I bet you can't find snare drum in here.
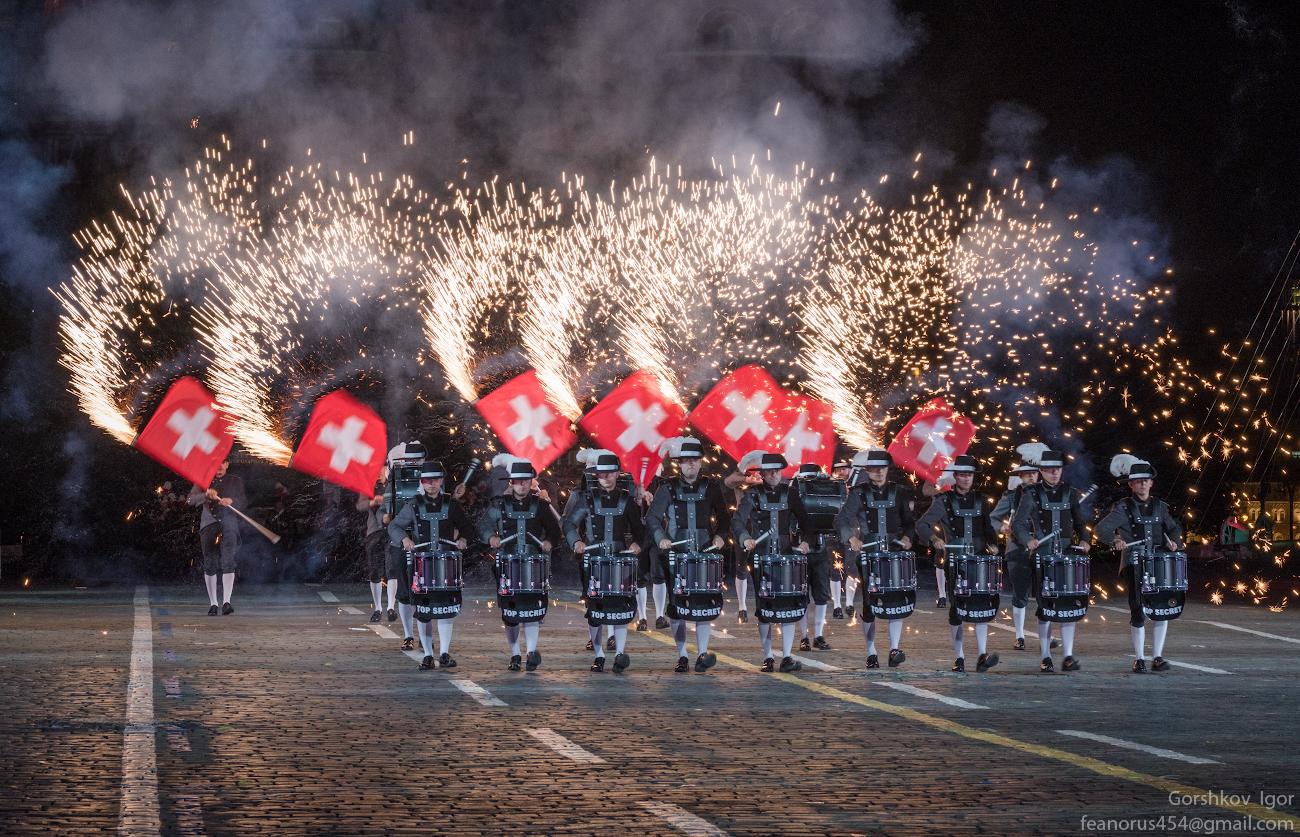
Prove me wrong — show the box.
[757,553,808,598]
[675,551,724,595]
[1140,551,1188,595]
[1040,550,1090,597]
[587,552,638,598]
[953,553,1002,597]
[498,548,549,596]
[409,549,462,594]
[862,551,917,593]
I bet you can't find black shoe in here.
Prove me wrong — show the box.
[655,616,670,629]
[832,607,844,619]
[591,657,605,672]
[387,608,397,623]
[526,650,541,671]
[419,655,435,670]
[1013,637,1026,651]
[402,637,414,651]
[1040,656,1054,672]
[738,609,749,624]
[695,652,717,672]
[369,610,382,623]
[221,602,233,615]
[779,656,802,673]
[845,605,856,619]
[438,653,456,669]
[1132,658,1147,673]
[585,639,594,651]
[1050,637,1060,650]
[799,637,811,652]
[813,636,831,651]
[605,635,617,651]
[1062,656,1080,672]
[636,618,648,632]
[952,657,965,673]
[936,597,947,609]
[888,649,906,668]
[613,653,630,673]
[866,654,879,669]
[674,656,689,673]
[207,605,219,616]
[508,655,522,671]
[976,653,999,673]
[760,657,775,673]
[1152,656,1170,672]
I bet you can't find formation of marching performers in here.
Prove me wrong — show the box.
[186,434,1189,677]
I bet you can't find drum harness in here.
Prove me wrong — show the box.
[666,479,713,577]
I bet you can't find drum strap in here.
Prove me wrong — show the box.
[1033,484,1071,554]
[502,498,539,556]
[669,479,708,546]
[584,491,628,549]
[415,494,451,544]
[1125,498,1164,565]
[944,492,979,547]
[756,486,790,554]
[864,484,897,537]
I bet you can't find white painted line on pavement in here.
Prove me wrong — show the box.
[791,655,839,671]
[366,624,400,641]
[990,621,1038,638]
[451,679,508,707]
[340,606,363,615]
[526,728,606,764]
[638,801,729,837]
[403,650,425,664]
[1057,729,1222,765]
[317,590,340,602]
[872,681,988,710]
[1197,621,1300,646]
[120,585,160,835]
[1123,655,1231,675]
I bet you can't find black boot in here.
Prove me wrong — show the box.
[438,653,456,669]
[1132,658,1147,673]
[221,602,233,615]
[1062,656,1081,672]
[1050,637,1060,650]
[369,610,382,623]
[951,657,965,673]
[402,636,415,651]
[585,639,594,651]
[1152,656,1170,672]
[695,652,717,672]
[866,654,880,669]
[759,657,775,673]
[674,656,689,673]
[799,636,811,652]
[888,648,906,667]
[738,609,749,624]
[655,616,670,629]
[591,657,605,672]
[419,655,435,670]
[976,653,999,673]
[508,654,522,671]
[606,635,617,651]
[813,636,831,651]
[526,650,542,671]
[636,618,648,632]
[845,605,855,619]
[207,605,219,616]
[779,656,802,673]
[387,608,397,622]
[936,597,947,609]
[613,653,631,674]
[1013,637,1026,651]
[832,607,844,619]
[1040,656,1054,673]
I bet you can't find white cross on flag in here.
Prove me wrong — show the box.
[773,395,837,476]
[292,389,388,497]
[687,365,792,464]
[579,371,686,487]
[133,376,234,490]
[887,398,977,484]
[475,369,577,472]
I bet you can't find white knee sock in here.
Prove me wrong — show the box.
[613,625,627,654]
[636,587,648,621]
[204,573,219,606]
[592,625,605,658]
[369,582,383,612]
[437,620,453,656]
[386,578,398,610]
[759,622,773,658]
[399,602,414,639]
[830,579,843,609]
[418,621,434,657]
[1131,625,1145,659]
[1152,621,1169,658]
[1061,622,1076,657]
[888,618,903,651]
[697,622,711,655]
[523,623,539,653]
[1039,621,1052,658]
[673,620,687,657]
[814,604,827,637]
[862,620,877,656]
[951,624,964,659]
[735,575,748,610]
[798,612,810,639]
[506,624,521,656]
[844,576,859,608]
[780,623,795,658]
[221,573,235,604]
[975,623,989,656]
[935,567,946,595]
[652,583,667,619]
[1013,606,1026,639]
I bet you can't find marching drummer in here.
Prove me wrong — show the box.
[563,450,644,674]
[1011,448,1092,673]
[647,437,730,673]
[828,457,856,620]
[990,444,1047,651]
[915,454,1001,673]
[732,451,812,674]
[1096,455,1185,673]
[479,457,562,672]
[792,462,841,652]
[835,449,916,669]
[388,461,475,671]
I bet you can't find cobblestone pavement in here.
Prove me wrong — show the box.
[2,583,1298,835]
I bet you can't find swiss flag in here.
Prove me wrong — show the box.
[134,376,234,490]
[687,365,788,463]
[579,371,686,487]
[291,389,388,497]
[773,395,837,476]
[887,398,976,484]
[475,369,577,472]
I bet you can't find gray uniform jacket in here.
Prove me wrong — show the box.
[187,474,246,530]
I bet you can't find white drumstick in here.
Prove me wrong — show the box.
[227,505,281,544]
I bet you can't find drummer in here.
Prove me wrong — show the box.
[387,461,475,671]
[563,450,644,674]
[732,451,812,674]
[828,458,856,620]
[647,437,730,673]
[835,449,916,668]
[1095,455,1185,673]
[1011,448,1092,673]
[915,455,1001,673]
[990,444,1047,651]
[479,456,562,672]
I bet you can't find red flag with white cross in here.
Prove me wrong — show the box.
[887,398,976,484]
[579,371,686,487]
[686,364,790,464]
[133,376,234,490]
[475,369,577,472]
[291,389,388,497]
[773,394,837,476]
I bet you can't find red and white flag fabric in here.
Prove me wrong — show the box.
[579,371,686,487]
[291,390,388,497]
[773,394,837,476]
[887,398,976,484]
[133,376,234,490]
[687,365,788,463]
[475,369,577,472]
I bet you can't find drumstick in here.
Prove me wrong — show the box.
[668,538,695,548]
[439,538,462,549]
[499,533,519,545]
[1122,538,1148,549]
[226,504,281,544]
[1036,530,1059,547]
